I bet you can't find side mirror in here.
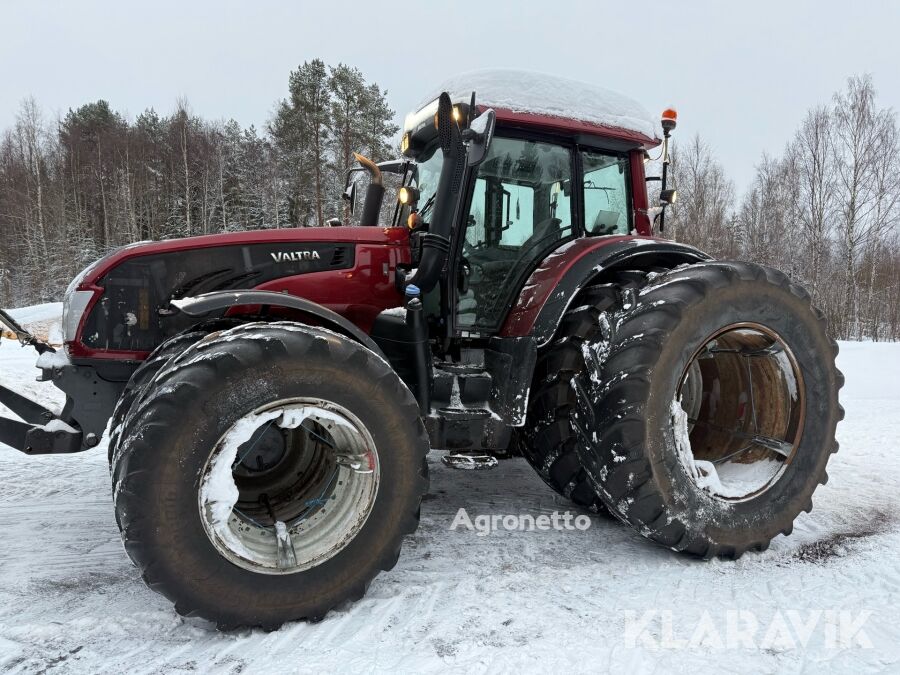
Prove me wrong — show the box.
[464,109,496,167]
[659,188,677,205]
[342,179,357,215]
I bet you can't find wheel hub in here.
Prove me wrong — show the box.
[674,323,805,502]
[232,423,288,475]
[198,399,380,574]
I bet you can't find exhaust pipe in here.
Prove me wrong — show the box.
[354,153,384,227]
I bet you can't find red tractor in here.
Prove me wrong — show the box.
[0,71,842,629]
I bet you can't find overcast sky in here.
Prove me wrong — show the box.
[2,0,898,194]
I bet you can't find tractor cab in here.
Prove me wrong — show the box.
[383,70,662,338]
[345,70,678,456]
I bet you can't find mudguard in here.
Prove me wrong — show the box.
[173,290,386,358]
[500,236,710,345]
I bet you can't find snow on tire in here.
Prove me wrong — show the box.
[571,261,844,558]
[111,322,429,629]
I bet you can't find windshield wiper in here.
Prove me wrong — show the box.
[417,194,436,219]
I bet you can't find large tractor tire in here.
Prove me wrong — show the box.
[519,285,618,512]
[571,261,843,558]
[111,322,429,629]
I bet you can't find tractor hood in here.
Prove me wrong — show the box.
[64,226,410,359]
[75,226,409,285]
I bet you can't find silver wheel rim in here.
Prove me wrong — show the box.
[198,398,380,574]
[673,323,805,502]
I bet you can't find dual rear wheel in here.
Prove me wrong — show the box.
[522,261,842,558]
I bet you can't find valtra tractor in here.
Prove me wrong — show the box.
[0,70,842,629]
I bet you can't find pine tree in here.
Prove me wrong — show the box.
[271,59,331,226]
[328,64,367,222]
[360,82,399,163]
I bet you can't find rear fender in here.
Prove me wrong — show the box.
[500,237,710,345]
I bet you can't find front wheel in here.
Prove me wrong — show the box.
[572,261,844,558]
[112,322,429,628]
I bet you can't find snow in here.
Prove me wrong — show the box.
[380,306,407,319]
[278,405,357,433]
[199,409,283,561]
[0,338,899,671]
[693,458,784,499]
[419,69,659,141]
[5,303,61,328]
[34,348,70,370]
[40,418,77,434]
[671,398,699,481]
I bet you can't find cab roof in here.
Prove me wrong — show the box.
[409,68,661,149]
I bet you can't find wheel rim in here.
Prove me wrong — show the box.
[673,323,805,502]
[198,398,380,574]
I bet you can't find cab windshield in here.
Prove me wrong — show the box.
[396,144,443,226]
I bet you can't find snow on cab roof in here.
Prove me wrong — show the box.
[418,68,659,143]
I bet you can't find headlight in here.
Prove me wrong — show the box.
[62,290,94,342]
[61,259,105,343]
[398,186,420,206]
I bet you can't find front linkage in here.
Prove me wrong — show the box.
[0,309,83,455]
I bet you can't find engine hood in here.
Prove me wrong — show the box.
[67,226,410,359]
[75,226,409,288]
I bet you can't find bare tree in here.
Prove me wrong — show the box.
[791,106,836,303]
[667,134,735,256]
[833,77,900,337]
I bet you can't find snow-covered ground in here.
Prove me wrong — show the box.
[0,336,898,673]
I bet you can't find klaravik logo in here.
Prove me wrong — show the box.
[270,250,321,263]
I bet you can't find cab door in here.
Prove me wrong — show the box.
[456,135,576,333]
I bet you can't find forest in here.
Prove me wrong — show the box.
[666,75,900,341]
[0,60,397,307]
[0,64,897,340]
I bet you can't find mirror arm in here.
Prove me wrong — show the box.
[657,124,674,233]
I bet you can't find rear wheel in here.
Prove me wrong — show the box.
[112,322,429,628]
[519,285,619,512]
[571,261,843,558]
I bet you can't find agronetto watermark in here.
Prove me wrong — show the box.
[622,609,873,650]
[449,507,592,536]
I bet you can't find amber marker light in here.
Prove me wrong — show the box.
[661,108,678,133]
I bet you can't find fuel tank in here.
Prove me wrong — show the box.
[66,227,410,360]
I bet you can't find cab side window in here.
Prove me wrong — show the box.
[460,137,573,330]
[582,151,631,235]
